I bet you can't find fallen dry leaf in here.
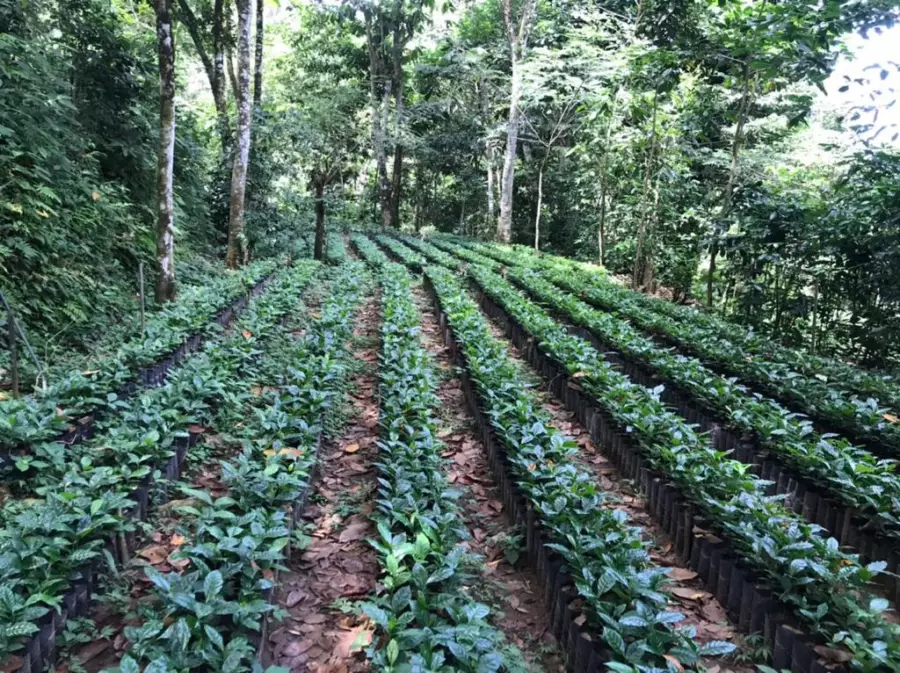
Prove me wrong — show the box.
[669,587,708,601]
[167,552,190,571]
[344,442,361,454]
[76,639,110,664]
[339,521,369,543]
[666,568,698,581]
[333,624,373,658]
[0,656,23,673]
[664,654,684,673]
[813,646,853,664]
[700,601,729,623]
[285,589,305,608]
[137,544,169,565]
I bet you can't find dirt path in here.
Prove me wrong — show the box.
[478,308,754,672]
[414,284,564,673]
[267,293,381,673]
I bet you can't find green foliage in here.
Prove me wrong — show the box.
[359,259,509,670]
[0,0,221,357]
[418,259,727,671]
[440,246,899,672]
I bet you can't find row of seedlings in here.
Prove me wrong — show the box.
[426,238,503,272]
[323,233,349,264]
[451,237,606,277]
[0,260,278,460]
[504,266,900,605]
[397,236,461,269]
[417,264,734,673]
[454,237,900,419]
[373,234,427,271]
[1,261,312,502]
[363,261,509,671]
[0,261,320,673]
[539,265,900,461]
[435,238,900,604]
[457,262,898,673]
[475,239,900,413]
[348,233,390,266]
[114,262,369,673]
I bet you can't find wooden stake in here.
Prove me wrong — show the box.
[7,303,18,398]
[139,261,146,335]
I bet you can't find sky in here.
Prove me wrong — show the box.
[822,22,900,146]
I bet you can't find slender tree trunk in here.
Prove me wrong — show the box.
[177,0,229,150]
[378,79,393,227]
[498,0,536,243]
[486,146,496,229]
[225,0,253,268]
[313,180,325,261]
[598,180,607,265]
[253,0,263,107]
[534,164,543,251]
[389,33,404,227]
[708,60,752,306]
[213,0,226,117]
[414,164,424,230]
[596,89,619,267]
[810,277,820,353]
[154,0,176,302]
[213,0,231,161]
[643,175,661,290]
[498,52,522,243]
[364,12,393,229]
[633,93,658,290]
[390,146,402,226]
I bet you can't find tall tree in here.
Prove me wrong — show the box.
[177,0,230,153]
[153,0,176,301]
[361,5,393,227]
[253,0,263,106]
[225,0,253,268]
[358,0,431,228]
[497,0,536,243]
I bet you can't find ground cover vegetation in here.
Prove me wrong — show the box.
[4,0,900,671]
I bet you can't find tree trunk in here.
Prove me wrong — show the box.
[534,165,543,251]
[498,0,536,243]
[225,0,253,268]
[498,52,521,243]
[177,0,229,150]
[708,60,752,306]
[390,146,402,226]
[154,0,176,302]
[253,0,263,107]
[810,277,820,353]
[378,79,393,227]
[486,146,495,229]
[313,180,325,261]
[212,0,230,156]
[389,29,404,227]
[633,93,658,290]
[364,11,393,229]
[598,179,607,266]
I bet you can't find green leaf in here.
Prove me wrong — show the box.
[204,570,224,599]
[387,639,400,665]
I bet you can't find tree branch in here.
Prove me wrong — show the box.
[176,0,216,89]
